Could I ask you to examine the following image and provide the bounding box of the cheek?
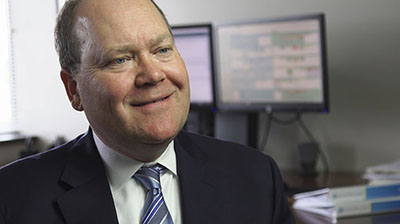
[106,80,132,102]
[79,74,133,108]
[179,61,190,91]
[167,60,190,91]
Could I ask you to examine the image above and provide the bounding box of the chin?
[142,123,183,144]
[147,130,178,144]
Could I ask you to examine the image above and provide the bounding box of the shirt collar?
[93,130,177,191]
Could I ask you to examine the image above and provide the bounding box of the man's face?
[66,0,190,160]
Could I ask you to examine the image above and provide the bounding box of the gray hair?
[54,0,172,75]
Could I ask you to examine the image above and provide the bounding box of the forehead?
[75,0,170,43]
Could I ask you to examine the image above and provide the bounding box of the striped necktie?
[134,164,174,224]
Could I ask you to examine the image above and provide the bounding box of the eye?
[114,58,127,64]
[158,48,171,54]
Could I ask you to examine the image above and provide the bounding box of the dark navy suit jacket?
[0,130,295,223]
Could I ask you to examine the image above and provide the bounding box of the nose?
[135,55,166,88]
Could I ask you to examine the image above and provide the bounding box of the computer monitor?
[171,24,215,110]
[214,14,329,112]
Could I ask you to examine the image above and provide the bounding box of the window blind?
[0,0,16,133]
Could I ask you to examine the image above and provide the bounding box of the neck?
[116,141,170,162]
[92,128,172,162]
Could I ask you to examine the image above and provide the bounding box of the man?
[0,0,295,223]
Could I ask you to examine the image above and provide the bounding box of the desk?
[281,170,400,224]
[282,170,368,191]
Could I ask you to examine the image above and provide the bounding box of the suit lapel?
[56,130,221,224]
[57,131,119,224]
[175,132,223,224]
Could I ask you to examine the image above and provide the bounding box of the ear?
[60,70,84,111]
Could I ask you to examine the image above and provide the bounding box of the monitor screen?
[171,24,215,109]
[215,14,329,112]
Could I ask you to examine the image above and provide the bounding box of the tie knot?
[134,164,165,191]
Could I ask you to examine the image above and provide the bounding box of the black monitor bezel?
[171,23,217,111]
[214,13,329,113]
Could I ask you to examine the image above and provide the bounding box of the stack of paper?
[292,183,400,222]
[364,160,400,185]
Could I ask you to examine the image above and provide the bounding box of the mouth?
[131,93,172,107]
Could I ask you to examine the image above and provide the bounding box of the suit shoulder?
[177,131,275,164]
[178,131,250,148]
[0,136,80,185]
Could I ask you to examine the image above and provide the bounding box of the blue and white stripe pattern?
[134,164,174,224]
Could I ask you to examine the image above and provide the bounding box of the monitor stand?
[214,112,258,149]
[184,110,215,137]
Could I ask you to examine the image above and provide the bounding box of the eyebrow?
[149,34,174,47]
[104,34,174,55]
[91,34,174,66]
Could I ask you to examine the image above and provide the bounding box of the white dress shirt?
[93,131,182,224]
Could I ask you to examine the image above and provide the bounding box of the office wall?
[9,0,88,142]
[154,0,400,172]
[0,0,88,166]
[2,0,399,171]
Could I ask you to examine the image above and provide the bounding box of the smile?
[132,94,172,107]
